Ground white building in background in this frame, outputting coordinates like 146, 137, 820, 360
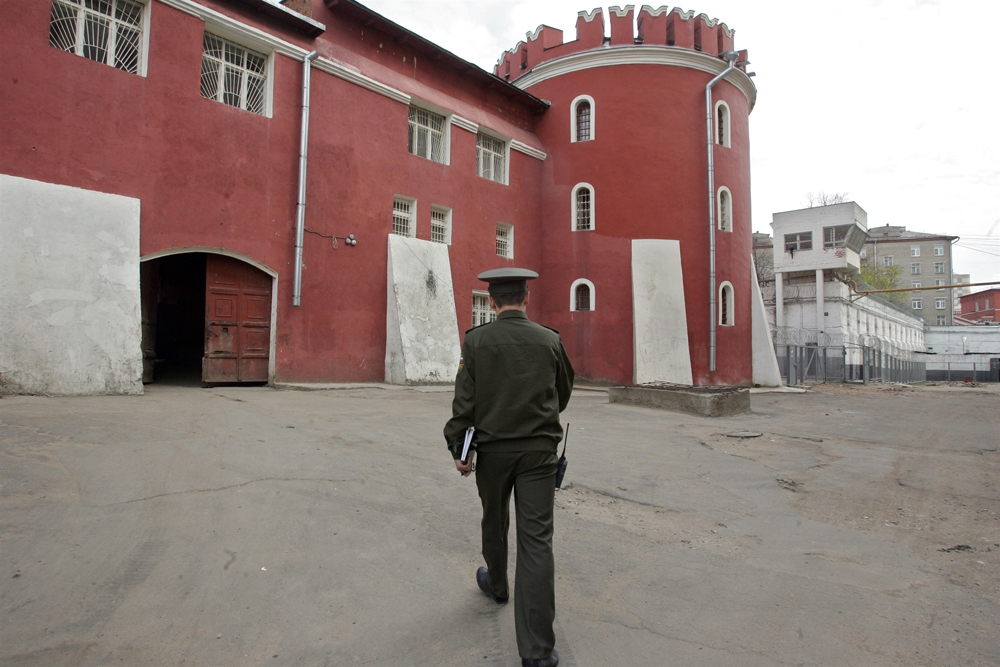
920, 326, 1000, 382
768, 203, 925, 376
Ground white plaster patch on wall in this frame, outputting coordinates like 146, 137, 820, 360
631, 239, 693, 385
0, 174, 143, 395
384, 234, 461, 384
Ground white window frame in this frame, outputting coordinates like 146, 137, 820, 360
936, 279, 945, 291
476, 130, 509, 185
911, 281, 921, 289
860, 247, 867, 258
569, 278, 596, 312
884, 256, 894, 267
495, 222, 513, 259
200, 28, 275, 117
911, 262, 921, 275
912, 298, 923, 310
430, 205, 452, 245
934, 245, 944, 256
408, 100, 451, 165
910, 245, 920, 257
937, 316, 946, 325
719, 281, 735, 326
392, 196, 416, 238
570, 94, 595, 143
472, 290, 496, 328
714, 100, 731, 148
48, 0, 151, 76
934, 262, 945, 274
571, 182, 595, 231
717, 186, 733, 232
935, 298, 946, 310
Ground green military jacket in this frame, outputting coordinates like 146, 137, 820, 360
444, 310, 574, 457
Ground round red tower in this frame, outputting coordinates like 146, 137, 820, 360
497, 6, 756, 386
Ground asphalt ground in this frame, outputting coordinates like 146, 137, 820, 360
1, 382, 997, 666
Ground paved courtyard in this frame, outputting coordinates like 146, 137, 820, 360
1, 382, 998, 666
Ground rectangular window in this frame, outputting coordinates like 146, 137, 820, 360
935, 299, 946, 310
934, 262, 944, 274
912, 298, 923, 310
937, 316, 946, 325
934, 245, 944, 256
477, 133, 507, 184
472, 292, 496, 328
408, 106, 445, 162
911, 281, 921, 289
784, 232, 812, 252
884, 256, 894, 267
49, 0, 145, 74
860, 247, 867, 258
910, 245, 920, 257
936, 279, 945, 291
200, 33, 268, 115
430, 206, 451, 244
911, 263, 921, 274
392, 196, 415, 237
495, 223, 513, 259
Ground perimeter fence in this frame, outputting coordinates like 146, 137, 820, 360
773, 329, 926, 385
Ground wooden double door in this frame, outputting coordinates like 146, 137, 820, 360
203, 255, 272, 383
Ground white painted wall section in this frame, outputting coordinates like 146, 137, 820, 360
631, 239, 693, 385
0, 175, 142, 395
751, 259, 782, 386
385, 234, 461, 384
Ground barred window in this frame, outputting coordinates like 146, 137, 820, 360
392, 197, 415, 237
575, 283, 591, 311
784, 232, 812, 253
576, 101, 591, 142
575, 185, 593, 231
718, 188, 732, 232
49, 0, 144, 74
495, 223, 513, 259
715, 100, 730, 147
477, 133, 507, 184
200, 33, 268, 115
719, 282, 734, 326
430, 206, 451, 244
472, 292, 496, 328
408, 106, 445, 162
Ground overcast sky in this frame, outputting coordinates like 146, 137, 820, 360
361, 0, 999, 284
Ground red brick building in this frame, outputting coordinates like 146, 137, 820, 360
959, 288, 999, 324
0, 0, 757, 394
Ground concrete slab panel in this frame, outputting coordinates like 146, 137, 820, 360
631, 239, 692, 385
751, 257, 782, 387
0, 174, 142, 395
385, 234, 461, 384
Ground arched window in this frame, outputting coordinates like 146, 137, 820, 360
719, 282, 734, 326
717, 186, 732, 232
572, 183, 595, 231
715, 100, 730, 148
570, 95, 595, 143
570, 279, 596, 312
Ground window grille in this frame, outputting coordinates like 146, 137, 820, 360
718, 189, 731, 231
719, 284, 734, 325
912, 298, 923, 310
495, 223, 513, 258
935, 299, 946, 310
576, 101, 591, 142
575, 284, 591, 311
716, 103, 729, 146
934, 245, 944, 256
784, 232, 812, 252
392, 197, 413, 237
934, 262, 944, 274
477, 134, 507, 184
49, 0, 144, 74
884, 256, 894, 267
472, 293, 496, 328
430, 207, 450, 244
911, 263, 921, 275
575, 187, 592, 231
200, 33, 267, 115
408, 106, 445, 162
910, 245, 920, 257
822, 224, 867, 251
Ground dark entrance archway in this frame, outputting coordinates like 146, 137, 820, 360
140, 252, 274, 386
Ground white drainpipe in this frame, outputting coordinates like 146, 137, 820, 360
706, 51, 739, 373
293, 51, 319, 307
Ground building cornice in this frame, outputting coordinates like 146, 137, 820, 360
450, 116, 479, 133
312, 58, 411, 104
513, 45, 757, 110
511, 140, 547, 160
157, 0, 310, 58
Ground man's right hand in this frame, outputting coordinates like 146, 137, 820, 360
455, 454, 475, 477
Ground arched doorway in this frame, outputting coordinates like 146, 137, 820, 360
140, 250, 275, 385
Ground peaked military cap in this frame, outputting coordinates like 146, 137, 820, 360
477, 268, 539, 294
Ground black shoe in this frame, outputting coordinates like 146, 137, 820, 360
522, 649, 558, 667
476, 567, 508, 604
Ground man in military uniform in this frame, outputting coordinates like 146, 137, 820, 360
444, 268, 574, 667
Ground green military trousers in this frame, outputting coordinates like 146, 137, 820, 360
475, 450, 559, 660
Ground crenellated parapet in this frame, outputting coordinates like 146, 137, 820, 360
494, 5, 743, 81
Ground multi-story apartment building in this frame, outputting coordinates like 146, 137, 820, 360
861, 225, 959, 326
952, 274, 971, 316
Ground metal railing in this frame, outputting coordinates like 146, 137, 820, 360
774, 330, 926, 385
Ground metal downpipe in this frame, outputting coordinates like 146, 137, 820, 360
293, 51, 319, 307
706, 54, 737, 373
